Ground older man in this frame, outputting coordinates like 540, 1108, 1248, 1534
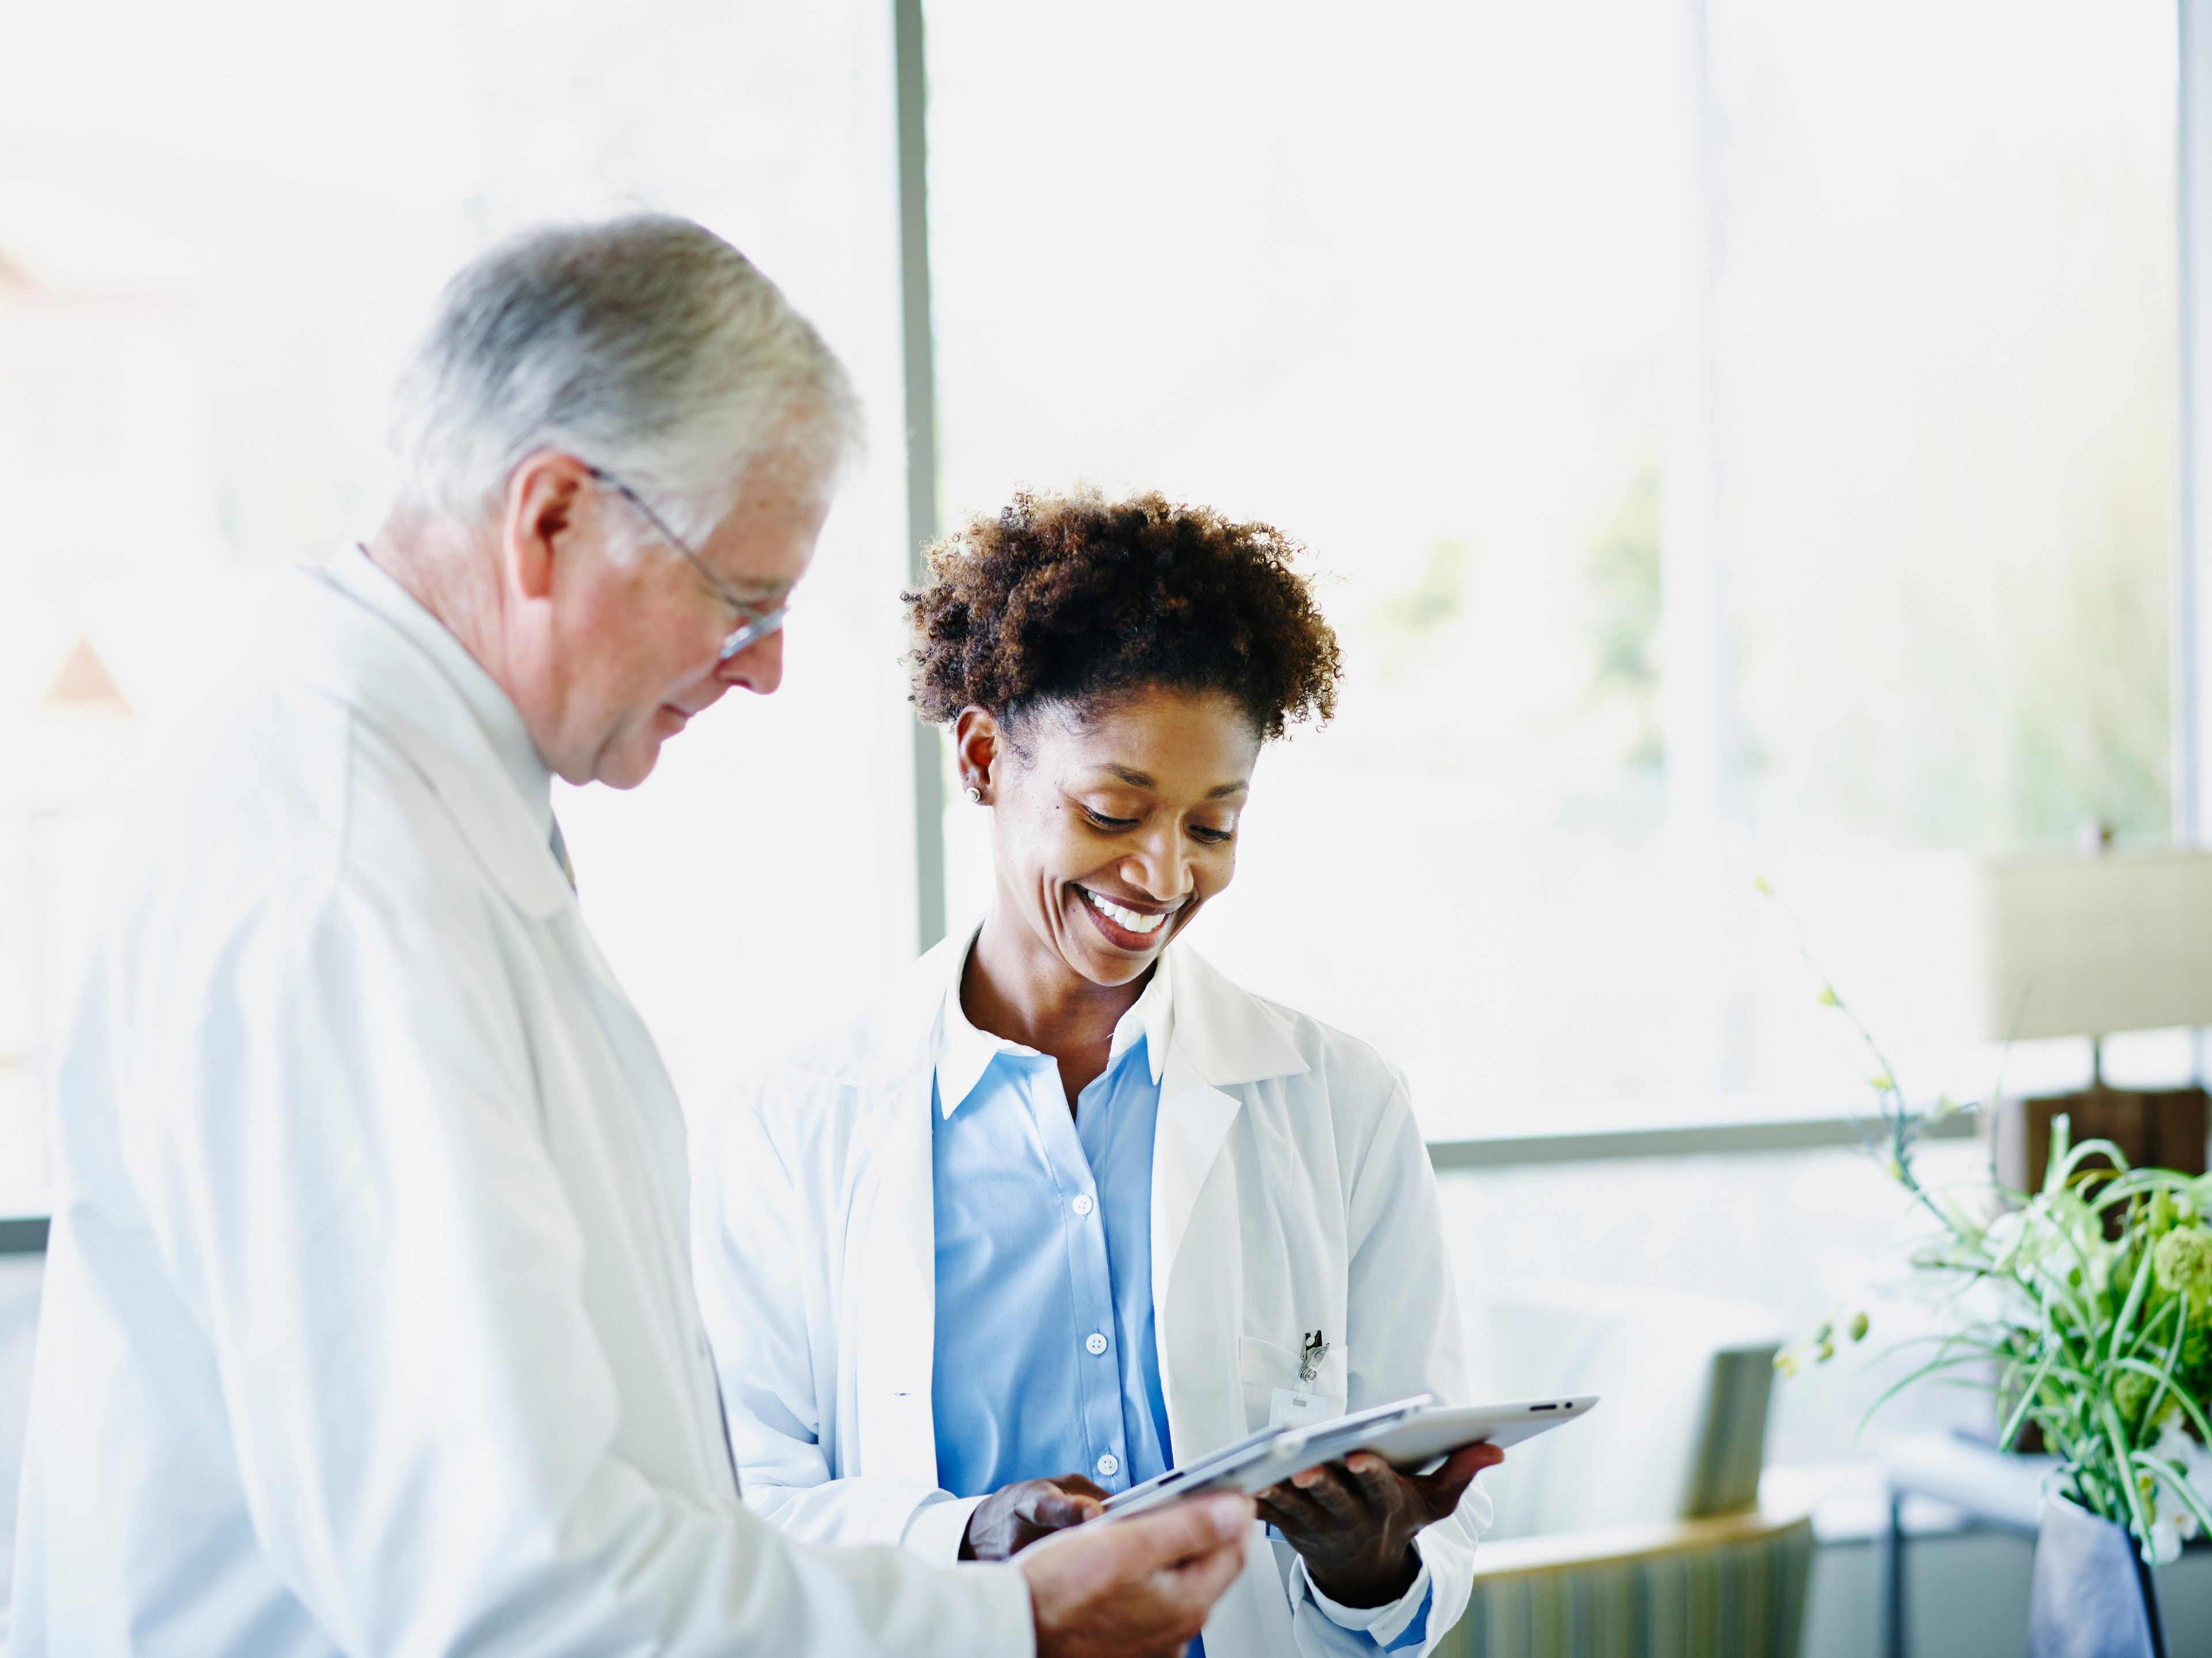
8, 217, 1248, 1657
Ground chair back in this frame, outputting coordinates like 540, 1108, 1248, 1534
1461, 1284, 1779, 1539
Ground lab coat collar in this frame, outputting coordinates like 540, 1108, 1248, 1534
834, 922, 1306, 1095
270, 552, 573, 921
1164, 944, 1307, 1088
929, 924, 1179, 1118
325, 546, 554, 841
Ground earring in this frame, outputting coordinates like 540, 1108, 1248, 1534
965, 785, 983, 804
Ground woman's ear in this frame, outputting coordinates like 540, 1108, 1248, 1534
952, 706, 1005, 804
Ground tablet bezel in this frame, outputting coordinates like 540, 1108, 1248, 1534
1098, 1393, 1599, 1519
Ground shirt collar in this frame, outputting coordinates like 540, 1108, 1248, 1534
933, 926, 1177, 1119
1112, 945, 1175, 1086
323, 544, 554, 838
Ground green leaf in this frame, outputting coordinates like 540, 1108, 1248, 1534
2112, 1354, 2212, 1448
1856, 1346, 2008, 1439
2055, 1137, 2135, 1191
1999, 1344, 2063, 1450
2135, 1451, 2212, 1543
2109, 1239, 2160, 1364
2099, 1398, 2157, 1561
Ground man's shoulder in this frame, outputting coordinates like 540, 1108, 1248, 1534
118, 657, 493, 960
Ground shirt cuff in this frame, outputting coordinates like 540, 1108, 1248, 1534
903, 1492, 990, 1562
1294, 1550, 1436, 1651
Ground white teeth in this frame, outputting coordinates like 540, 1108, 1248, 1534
1084, 889, 1168, 934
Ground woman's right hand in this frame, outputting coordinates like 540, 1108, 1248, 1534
961, 1474, 1111, 1560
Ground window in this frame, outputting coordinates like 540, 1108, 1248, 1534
0, 1, 2186, 1198
926, 0, 2179, 1133
0, 0, 919, 1199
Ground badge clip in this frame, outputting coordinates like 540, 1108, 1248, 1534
1298, 1330, 1330, 1387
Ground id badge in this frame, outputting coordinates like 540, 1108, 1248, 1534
1268, 1387, 1331, 1429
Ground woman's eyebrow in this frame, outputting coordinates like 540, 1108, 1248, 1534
1093, 764, 1248, 799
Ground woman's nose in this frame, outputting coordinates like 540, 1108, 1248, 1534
717, 628, 784, 696
1125, 831, 1191, 903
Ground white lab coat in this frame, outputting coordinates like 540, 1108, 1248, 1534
691, 930, 1485, 1658
8, 555, 1032, 1657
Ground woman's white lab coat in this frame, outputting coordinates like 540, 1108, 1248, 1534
9, 555, 1032, 1657
692, 932, 1485, 1658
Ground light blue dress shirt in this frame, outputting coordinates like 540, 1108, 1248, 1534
930, 963, 1175, 1504
929, 953, 1433, 1653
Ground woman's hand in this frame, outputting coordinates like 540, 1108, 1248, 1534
962, 1474, 1111, 1561
1255, 1443, 1502, 1607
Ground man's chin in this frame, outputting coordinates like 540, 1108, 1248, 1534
592, 736, 664, 791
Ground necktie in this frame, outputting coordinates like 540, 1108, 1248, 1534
548, 815, 577, 892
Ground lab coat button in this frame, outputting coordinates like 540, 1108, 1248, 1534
1096, 1453, 1120, 1477
1071, 1193, 1095, 1216
1085, 1331, 1108, 1356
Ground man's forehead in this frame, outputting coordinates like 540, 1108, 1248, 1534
702, 483, 828, 596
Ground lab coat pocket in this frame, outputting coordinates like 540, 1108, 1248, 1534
1237, 1334, 1349, 1433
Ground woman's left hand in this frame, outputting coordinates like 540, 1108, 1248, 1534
1255, 1443, 1503, 1608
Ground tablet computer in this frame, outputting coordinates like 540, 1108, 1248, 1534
1365, 1395, 1600, 1471
1100, 1393, 1599, 1520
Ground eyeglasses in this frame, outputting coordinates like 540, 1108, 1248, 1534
586, 465, 787, 663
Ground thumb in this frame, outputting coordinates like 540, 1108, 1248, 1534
1414, 1443, 1503, 1517
1031, 1487, 1105, 1529
1111, 1492, 1255, 1571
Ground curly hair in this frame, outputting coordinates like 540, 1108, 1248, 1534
904, 490, 1342, 741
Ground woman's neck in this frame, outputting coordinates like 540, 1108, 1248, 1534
963, 908, 1150, 1107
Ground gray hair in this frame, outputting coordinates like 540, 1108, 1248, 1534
386, 214, 861, 547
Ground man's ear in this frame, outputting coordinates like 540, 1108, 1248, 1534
502, 451, 590, 602
953, 706, 1007, 801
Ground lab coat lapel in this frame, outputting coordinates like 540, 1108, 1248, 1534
817, 933, 969, 1489
276, 566, 573, 922
851, 1036, 945, 1487
1147, 948, 1317, 1657
1149, 944, 1309, 1444
1151, 1053, 1247, 1456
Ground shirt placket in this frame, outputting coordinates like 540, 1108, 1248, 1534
1019, 1057, 1130, 1490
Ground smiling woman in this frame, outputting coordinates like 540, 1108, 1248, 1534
691, 487, 1499, 1658
907, 489, 1341, 1073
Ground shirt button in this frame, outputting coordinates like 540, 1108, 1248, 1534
1072, 1193, 1096, 1217
1096, 1453, 1121, 1478
1085, 1331, 1109, 1356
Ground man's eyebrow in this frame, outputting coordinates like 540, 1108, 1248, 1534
1095, 764, 1250, 800
721, 576, 794, 603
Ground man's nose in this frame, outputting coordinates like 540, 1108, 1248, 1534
715, 628, 784, 696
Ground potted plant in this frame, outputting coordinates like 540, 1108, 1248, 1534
1775, 905, 2212, 1655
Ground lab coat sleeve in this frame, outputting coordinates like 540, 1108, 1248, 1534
1281, 1067, 1482, 1658
133, 879, 1033, 1658
692, 1078, 986, 1560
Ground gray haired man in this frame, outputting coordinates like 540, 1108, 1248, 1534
9, 216, 1248, 1657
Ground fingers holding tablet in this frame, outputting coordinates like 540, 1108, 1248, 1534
1252, 1444, 1502, 1609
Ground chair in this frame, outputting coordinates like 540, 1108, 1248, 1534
1438, 1285, 1813, 1658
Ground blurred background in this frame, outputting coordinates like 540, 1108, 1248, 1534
0, 2, 2201, 1647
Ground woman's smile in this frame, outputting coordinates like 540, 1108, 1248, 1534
1070, 883, 1182, 951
